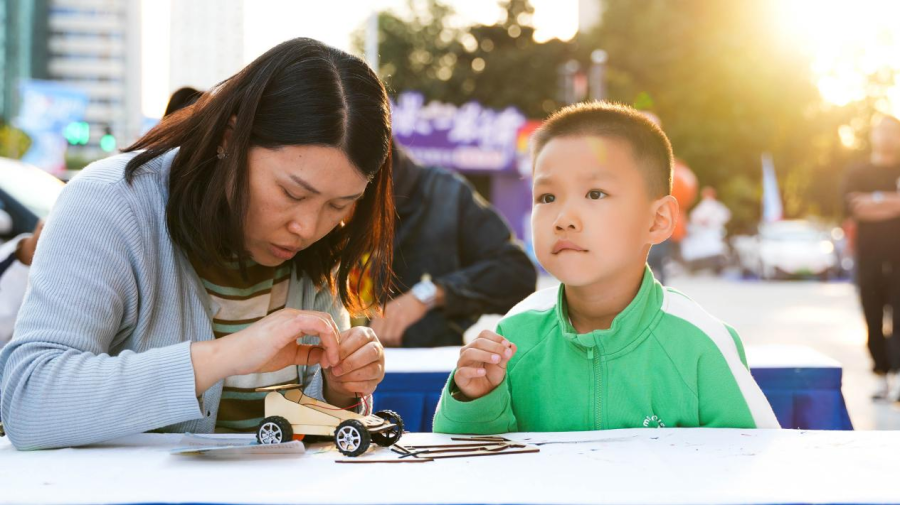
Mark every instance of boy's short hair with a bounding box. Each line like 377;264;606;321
531;101;674;197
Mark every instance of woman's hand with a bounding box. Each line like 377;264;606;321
323;326;385;407
190;309;342;395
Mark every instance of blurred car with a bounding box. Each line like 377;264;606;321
0;157;64;240
732;220;840;280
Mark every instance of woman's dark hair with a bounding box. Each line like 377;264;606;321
123;38;394;314
163;86;203;117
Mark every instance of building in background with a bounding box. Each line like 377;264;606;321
578;0;602;34
169;0;243;94
45;0;141;156
0;0;50;123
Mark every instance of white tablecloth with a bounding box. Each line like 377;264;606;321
1;429;897;505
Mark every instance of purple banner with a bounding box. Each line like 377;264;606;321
391;93;526;173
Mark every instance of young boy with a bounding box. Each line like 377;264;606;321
432;102;779;433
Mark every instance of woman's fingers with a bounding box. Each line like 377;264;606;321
329;361;383;383
331;380;380;397
335;340;382;373
297;345;324;367
332;328;382;376
277;313;341;368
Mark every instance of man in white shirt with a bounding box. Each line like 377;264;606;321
681;187;731;269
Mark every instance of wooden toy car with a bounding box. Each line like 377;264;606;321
254;384;403;457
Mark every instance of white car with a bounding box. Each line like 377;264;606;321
732;220;839;280
0;157;64;239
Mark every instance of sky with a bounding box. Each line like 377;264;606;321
772;0;900;118
141;0;580;118
141;0;900;121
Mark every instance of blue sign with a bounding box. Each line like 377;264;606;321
13;79;89;174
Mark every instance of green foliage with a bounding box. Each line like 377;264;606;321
359;0;886;230
0;122;31;159
357;0;572;118
580;0;876;228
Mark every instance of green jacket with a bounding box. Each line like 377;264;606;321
433;267;780;433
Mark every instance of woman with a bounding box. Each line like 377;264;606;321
0;38;394;449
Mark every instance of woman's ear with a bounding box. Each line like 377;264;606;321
648;195;678;246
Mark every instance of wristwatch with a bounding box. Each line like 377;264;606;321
410;273;438;310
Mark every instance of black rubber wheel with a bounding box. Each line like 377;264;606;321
334;419;371;457
372;410;404;447
257;416;293;445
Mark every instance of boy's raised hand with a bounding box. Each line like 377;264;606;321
453;330;517;400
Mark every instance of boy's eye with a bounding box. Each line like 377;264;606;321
537;194;556;204
587;190;607;200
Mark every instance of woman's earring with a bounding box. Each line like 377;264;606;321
217;146;228;160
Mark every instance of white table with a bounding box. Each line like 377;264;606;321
1;429;897;504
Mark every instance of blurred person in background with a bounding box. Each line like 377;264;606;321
648;159;697;282
641;112;697;283
367;143;537;347
0;221;42;348
163;87;203;117
842;113;900;400
681;186;731;273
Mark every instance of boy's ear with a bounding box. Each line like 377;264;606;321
648;195;678;246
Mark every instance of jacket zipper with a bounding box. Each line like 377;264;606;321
587;347;601;430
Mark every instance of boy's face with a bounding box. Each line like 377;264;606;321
532;135;662;288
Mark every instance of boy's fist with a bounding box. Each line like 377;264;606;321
452;330;517;401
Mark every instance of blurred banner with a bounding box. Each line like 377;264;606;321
762;152;783;223
392;92;526;173
13;80;89;175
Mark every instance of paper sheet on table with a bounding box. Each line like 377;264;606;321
170;434;305;457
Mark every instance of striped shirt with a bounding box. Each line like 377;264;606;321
192;257;297;433
0;150;354;450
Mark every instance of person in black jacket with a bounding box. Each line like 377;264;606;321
368;143;537;347
842;113;900;400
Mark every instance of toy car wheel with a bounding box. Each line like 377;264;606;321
257;416;293;445
372;410;404;447
334;419;371;457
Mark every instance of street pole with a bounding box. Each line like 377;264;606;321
558;59;581;105
365;11;379;72
589;49;607;101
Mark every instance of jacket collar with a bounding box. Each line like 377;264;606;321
556;265;663;358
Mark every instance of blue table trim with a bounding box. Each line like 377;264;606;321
373;367;853;432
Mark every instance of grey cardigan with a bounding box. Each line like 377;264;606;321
0;150;350;450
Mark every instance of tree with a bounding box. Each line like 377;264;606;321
358;0;875;227
580;0;865;227
355;0;573;118
352;0;464;99
0;122;31;159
